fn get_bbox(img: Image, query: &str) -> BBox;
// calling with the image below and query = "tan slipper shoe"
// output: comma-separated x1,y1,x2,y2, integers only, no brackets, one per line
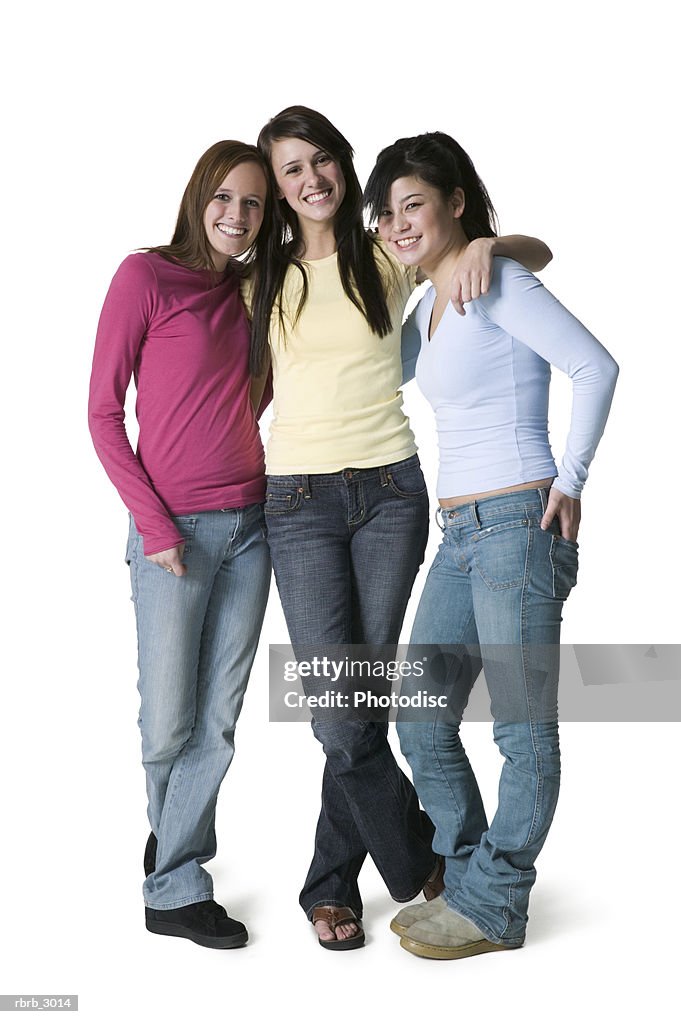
400,905,519,960
390,895,446,937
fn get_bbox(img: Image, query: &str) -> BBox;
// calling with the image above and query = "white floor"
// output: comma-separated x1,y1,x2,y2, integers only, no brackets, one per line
5,690,677,1022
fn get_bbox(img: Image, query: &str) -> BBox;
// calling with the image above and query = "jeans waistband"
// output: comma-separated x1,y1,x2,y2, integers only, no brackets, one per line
268,454,420,491
436,487,550,531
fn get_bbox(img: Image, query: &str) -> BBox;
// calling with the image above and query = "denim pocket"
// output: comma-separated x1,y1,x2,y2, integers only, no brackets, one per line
549,534,579,600
171,515,198,554
428,539,448,573
386,458,427,498
472,519,529,590
264,487,303,516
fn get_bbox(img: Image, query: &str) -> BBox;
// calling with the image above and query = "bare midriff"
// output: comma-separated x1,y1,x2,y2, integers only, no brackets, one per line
438,477,556,508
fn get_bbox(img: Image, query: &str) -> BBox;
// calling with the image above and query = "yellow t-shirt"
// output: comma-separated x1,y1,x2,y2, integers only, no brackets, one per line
244,240,417,474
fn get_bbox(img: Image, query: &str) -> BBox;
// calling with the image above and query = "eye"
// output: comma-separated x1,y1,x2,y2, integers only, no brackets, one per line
315,153,330,165
405,201,422,211
246,199,261,208
378,209,392,219
285,166,301,175
214,192,231,202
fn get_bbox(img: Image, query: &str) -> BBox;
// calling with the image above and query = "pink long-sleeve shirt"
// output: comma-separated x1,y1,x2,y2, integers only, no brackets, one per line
88,252,266,555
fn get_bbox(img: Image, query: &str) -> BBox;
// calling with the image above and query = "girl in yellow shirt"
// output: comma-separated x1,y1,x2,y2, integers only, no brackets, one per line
250,105,550,949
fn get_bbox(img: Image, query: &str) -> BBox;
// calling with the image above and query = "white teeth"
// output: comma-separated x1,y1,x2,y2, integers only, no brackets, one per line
217,225,246,236
304,189,332,204
396,237,419,247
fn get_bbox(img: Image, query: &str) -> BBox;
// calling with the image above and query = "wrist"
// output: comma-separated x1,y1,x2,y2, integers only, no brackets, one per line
483,236,499,257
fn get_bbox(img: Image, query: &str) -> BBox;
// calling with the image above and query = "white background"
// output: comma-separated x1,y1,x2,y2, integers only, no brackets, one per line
2,1,679,1021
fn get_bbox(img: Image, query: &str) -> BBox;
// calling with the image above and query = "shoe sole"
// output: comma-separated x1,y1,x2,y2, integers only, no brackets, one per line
318,934,365,951
390,918,410,938
400,935,518,960
146,919,248,949
317,925,365,951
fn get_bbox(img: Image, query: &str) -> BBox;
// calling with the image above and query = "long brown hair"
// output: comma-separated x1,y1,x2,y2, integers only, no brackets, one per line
250,106,396,375
146,140,272,272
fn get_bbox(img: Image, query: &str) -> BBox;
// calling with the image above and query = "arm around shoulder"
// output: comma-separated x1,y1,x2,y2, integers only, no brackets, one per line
449,234,552,315
491,234,553,273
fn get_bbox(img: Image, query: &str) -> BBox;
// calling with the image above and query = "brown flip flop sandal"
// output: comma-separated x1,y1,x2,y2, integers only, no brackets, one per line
311,906,365,950
422,855,445,901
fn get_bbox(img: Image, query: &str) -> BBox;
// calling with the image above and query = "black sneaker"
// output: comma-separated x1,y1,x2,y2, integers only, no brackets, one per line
144,832,157,877
145,900,248,949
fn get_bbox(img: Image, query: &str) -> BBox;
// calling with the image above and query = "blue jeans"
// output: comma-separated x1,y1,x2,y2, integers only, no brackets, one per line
264,455,435,919
126,504,270,910
397,488,578,945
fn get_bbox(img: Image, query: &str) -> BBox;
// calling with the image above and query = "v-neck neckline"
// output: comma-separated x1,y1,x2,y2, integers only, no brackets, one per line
426,287,450,342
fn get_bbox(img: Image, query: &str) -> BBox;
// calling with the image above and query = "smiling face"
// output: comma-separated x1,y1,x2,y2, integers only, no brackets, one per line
269,137,346,232
377,175,465,273
202,161,268,271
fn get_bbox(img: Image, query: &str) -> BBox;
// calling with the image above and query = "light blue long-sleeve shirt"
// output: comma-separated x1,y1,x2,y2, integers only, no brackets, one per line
401,258,618,499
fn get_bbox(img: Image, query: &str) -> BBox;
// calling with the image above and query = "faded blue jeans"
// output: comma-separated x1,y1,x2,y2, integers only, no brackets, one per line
126,504,270,910
264,455,436,920
397,488,578,946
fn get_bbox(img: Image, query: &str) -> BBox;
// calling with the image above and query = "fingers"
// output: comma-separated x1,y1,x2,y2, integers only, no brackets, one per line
561,518,580,542
450,238,493,310
146,543,187,576
541,490,581,541
557,500,580,542
459,269,487,303
450,282,466,316
165,543,187,576
540,498,558,532
458,271,473,304
451,293,466,316
479,269,490,296
450,264,491,315
166,553,187,577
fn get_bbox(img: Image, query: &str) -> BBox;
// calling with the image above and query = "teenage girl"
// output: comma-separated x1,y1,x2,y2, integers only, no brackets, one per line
365,131,618,959
249,107,552,948
89,141,273,949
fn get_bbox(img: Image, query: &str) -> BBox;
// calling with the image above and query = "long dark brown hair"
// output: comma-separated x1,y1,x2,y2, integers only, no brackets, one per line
146,140,272,273
249,106,396,375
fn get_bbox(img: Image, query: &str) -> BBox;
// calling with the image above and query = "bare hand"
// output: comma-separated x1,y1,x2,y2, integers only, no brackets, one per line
146,542,187,576
540,489,581,542
451,237,495,316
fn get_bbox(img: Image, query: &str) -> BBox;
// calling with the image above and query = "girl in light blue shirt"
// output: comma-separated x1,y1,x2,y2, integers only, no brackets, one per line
364,133,618,960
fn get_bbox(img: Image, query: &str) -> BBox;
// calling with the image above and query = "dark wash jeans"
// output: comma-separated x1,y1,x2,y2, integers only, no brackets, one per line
264,454,435,919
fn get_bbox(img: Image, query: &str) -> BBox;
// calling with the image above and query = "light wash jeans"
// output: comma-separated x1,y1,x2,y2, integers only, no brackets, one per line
397,488,578,946
126,504,270,910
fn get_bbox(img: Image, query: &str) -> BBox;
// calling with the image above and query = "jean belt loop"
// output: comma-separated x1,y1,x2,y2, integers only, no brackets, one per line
538,487,547,513
435,506,445,532
379,464,389,487
302,474,311,499
472,501,481,529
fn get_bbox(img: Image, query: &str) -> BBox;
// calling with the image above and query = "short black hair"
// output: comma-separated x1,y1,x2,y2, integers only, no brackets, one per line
364,131,498,241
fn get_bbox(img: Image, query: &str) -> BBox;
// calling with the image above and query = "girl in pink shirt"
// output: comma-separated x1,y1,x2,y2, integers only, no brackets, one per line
89,141,273,949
